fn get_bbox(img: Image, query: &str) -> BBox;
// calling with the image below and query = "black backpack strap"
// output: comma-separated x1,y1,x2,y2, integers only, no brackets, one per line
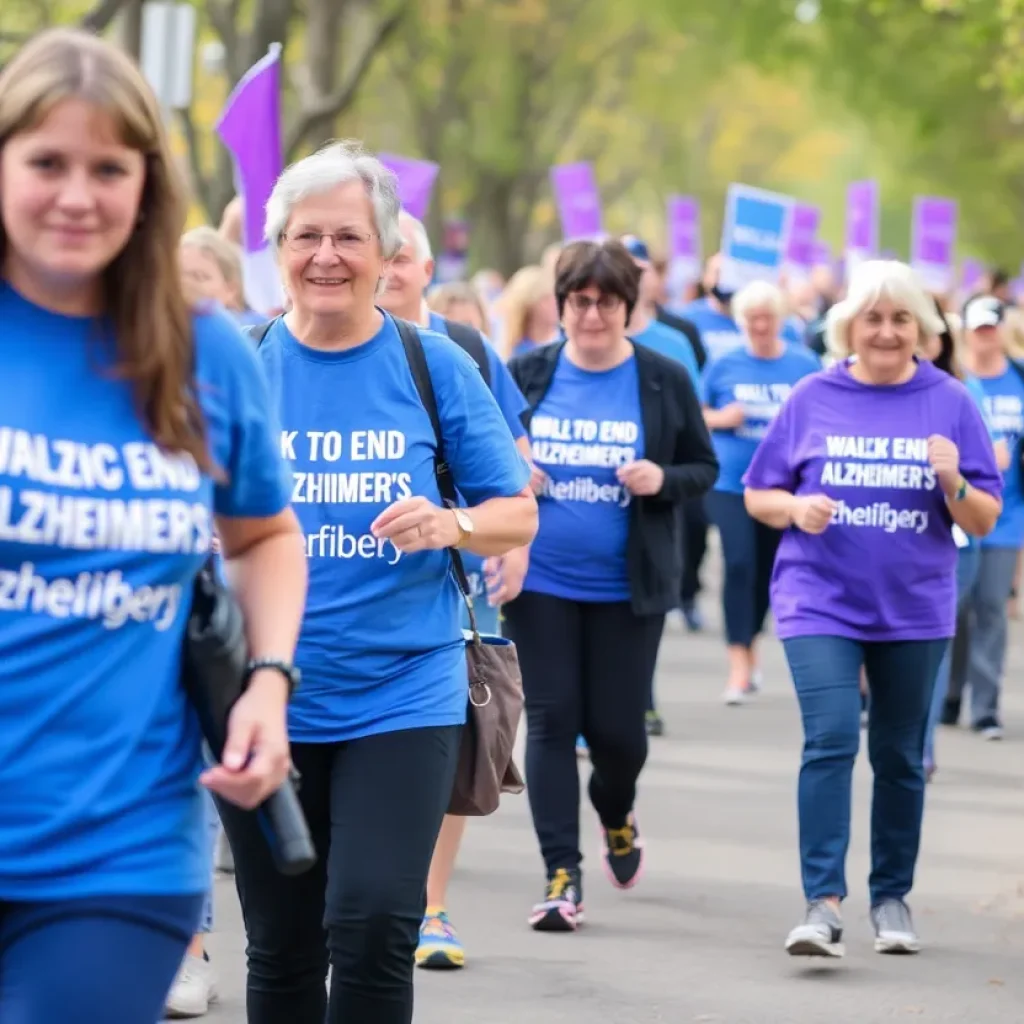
393,316,475,611
243,316,280,348
442,318,491,388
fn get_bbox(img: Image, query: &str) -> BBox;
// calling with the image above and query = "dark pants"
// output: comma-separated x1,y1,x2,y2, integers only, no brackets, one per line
219,726,460,1024
0,893,202,1023
706,490,780,647
503,591,665,875
783,636,945,905
680,497,708,605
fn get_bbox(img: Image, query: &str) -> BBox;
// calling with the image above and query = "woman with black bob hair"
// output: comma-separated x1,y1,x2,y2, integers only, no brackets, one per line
506,239,718,931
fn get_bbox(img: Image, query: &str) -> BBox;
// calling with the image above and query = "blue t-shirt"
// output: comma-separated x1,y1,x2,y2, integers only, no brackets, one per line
524,352,644,602
632,320,700,386
257,314,530,741
0,286,290,900
673,298,743,362
975,364,1024,549
428,312,528,613
702,345,820,493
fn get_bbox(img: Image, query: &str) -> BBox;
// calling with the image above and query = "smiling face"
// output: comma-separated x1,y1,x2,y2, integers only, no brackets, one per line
179,244,236,308
744,305,780,349
848,295,919,379
0,97,146,306
277,180,384,319
379,217,432,317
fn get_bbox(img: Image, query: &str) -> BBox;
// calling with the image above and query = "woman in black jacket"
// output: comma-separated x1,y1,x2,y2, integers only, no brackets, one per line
506,240,718,932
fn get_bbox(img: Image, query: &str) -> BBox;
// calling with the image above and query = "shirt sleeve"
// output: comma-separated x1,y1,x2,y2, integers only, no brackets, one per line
484,341,529,439
195,312,292,519
957,389,1004,500
742,389,799,492
428,340,531,506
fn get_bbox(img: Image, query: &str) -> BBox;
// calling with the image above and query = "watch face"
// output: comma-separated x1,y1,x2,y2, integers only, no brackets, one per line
456,508,474,532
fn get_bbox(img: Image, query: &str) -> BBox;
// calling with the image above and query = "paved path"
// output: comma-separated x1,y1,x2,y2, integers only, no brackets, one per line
200,563,1024,1023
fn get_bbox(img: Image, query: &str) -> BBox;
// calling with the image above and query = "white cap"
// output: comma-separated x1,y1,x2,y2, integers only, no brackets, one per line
964,296,1004,331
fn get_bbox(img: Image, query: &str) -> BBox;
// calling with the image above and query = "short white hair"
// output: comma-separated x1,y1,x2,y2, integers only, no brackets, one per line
732,280,786,330
264,139,403,259
399,211,433,263
826,260,945,358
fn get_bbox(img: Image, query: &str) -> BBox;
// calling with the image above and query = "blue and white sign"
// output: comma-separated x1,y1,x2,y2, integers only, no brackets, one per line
719,184,794,292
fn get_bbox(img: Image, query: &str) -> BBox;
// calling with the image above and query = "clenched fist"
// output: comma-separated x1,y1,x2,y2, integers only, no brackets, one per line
791,494,837,535
927,434,961,495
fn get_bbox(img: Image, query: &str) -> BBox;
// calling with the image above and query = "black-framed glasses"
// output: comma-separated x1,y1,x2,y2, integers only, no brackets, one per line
566,293,623,315
282,230,377,254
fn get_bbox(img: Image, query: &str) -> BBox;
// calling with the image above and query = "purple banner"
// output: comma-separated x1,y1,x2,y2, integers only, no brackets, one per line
667,195,700,259
845,180,879,265
378,154,440,220
911,196,958,292
785,202,821,267
550,163,603,240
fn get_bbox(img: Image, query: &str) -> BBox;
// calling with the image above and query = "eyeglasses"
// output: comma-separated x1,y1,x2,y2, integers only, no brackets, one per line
282,230,377,254
566,293,623,315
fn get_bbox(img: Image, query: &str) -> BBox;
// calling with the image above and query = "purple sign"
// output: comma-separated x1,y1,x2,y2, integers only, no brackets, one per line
216,44,284,314
785,202,821,268
845,180,879,269
550,163,603,240
667,195,700,259
811,239,833,266
961,258,985,293
378,154,440,220
911,196,958,292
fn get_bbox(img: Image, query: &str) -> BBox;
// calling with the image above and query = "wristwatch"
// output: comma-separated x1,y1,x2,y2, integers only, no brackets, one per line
244,657,301,699
952,476,969,502
452,507,475,548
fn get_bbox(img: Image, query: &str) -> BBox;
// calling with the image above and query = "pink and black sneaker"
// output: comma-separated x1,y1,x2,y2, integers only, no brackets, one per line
601,814,645,889
529,867,584,932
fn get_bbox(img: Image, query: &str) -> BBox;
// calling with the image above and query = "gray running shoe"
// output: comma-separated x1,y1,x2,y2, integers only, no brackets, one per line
871,898,920,954
785,900,844,958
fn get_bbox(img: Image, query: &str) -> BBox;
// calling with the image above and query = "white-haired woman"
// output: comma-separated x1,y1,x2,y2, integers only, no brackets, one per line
743,261,1001,958
701,280,819,704
218,140,537,1024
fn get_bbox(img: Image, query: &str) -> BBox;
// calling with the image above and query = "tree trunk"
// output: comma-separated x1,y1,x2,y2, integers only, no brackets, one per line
470,175,525,278
118,0,143,60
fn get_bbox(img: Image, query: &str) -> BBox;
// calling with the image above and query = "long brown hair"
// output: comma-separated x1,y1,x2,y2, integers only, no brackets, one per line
0,29,212,473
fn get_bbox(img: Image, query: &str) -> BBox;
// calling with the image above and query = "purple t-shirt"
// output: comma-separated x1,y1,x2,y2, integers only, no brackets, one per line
743,359,1002,641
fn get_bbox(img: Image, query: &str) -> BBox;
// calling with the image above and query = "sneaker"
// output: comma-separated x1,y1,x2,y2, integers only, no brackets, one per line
871,898,921,954
681,599,703,632
575,735,589,758
602,814,644,889
973,716,1003,741
747,669,763,694
215,829,234,874
645,710,665,736
529,868,584,932
939,698,961,727
723,687,745,706
165,954,218,1019
785,900,845,958
415,909,465,969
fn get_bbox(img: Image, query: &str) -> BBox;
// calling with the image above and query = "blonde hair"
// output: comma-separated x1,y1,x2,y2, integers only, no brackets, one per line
497,265,553,360
427,282,488,331
826,260,945,359
1002,306,1024,360
0,28,212,472
732,280,786,332
181,225,244,309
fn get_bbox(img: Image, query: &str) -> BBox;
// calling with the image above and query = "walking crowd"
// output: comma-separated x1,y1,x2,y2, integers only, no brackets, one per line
0,25,1021,1024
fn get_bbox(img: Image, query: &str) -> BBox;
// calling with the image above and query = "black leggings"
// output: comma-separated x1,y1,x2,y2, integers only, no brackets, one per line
218,725,460,1024
680,497,709,604
503,592,665,875
706,490,780,647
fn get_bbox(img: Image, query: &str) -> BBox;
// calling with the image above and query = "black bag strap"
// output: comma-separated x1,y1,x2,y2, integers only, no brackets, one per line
244,316,282,348
442,318,491,387
393,316,479,636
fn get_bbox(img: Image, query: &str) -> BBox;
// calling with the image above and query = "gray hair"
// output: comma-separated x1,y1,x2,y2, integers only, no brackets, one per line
399,211,433,262
264,140,403,259
732,280,786,331
826,260,945,358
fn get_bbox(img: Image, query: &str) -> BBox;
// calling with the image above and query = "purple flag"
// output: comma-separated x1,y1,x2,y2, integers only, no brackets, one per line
785,203,821,268
216,44,284,314
550,163,603,240
961,258,985,293
666,195,701,288
911,196,958,293
378,154,439,220
845,180,879,270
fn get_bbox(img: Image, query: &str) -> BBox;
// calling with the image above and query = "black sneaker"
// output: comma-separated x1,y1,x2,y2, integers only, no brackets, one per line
601,814,645,889
939,698,961,726
785,900,844,958
529,868,584,932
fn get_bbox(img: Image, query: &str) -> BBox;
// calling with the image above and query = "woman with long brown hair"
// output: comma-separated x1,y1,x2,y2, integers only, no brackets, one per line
0,29,305,1022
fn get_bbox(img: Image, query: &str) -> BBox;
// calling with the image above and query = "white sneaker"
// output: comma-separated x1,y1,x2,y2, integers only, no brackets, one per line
723,687,745,706
748,669,764,693
165,954,218,1019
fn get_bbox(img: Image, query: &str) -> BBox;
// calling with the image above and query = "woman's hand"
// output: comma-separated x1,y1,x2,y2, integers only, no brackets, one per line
371,496,460,552
529,464,549,496
201,671,291,809
484,546,530,606
714,403,747,430
791,494,837,535
616,459,665,497
928,434,961,495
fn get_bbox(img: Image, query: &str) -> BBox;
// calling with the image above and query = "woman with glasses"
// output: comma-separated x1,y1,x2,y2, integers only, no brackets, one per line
506,239,718,931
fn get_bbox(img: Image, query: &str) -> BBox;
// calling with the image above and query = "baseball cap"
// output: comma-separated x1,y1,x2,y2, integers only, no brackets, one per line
620,235,651,263
963,295,1005,331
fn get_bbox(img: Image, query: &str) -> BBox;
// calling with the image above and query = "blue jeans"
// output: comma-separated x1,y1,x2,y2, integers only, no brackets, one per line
198,789,220,934
784,635,946,905
924,544,981,767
